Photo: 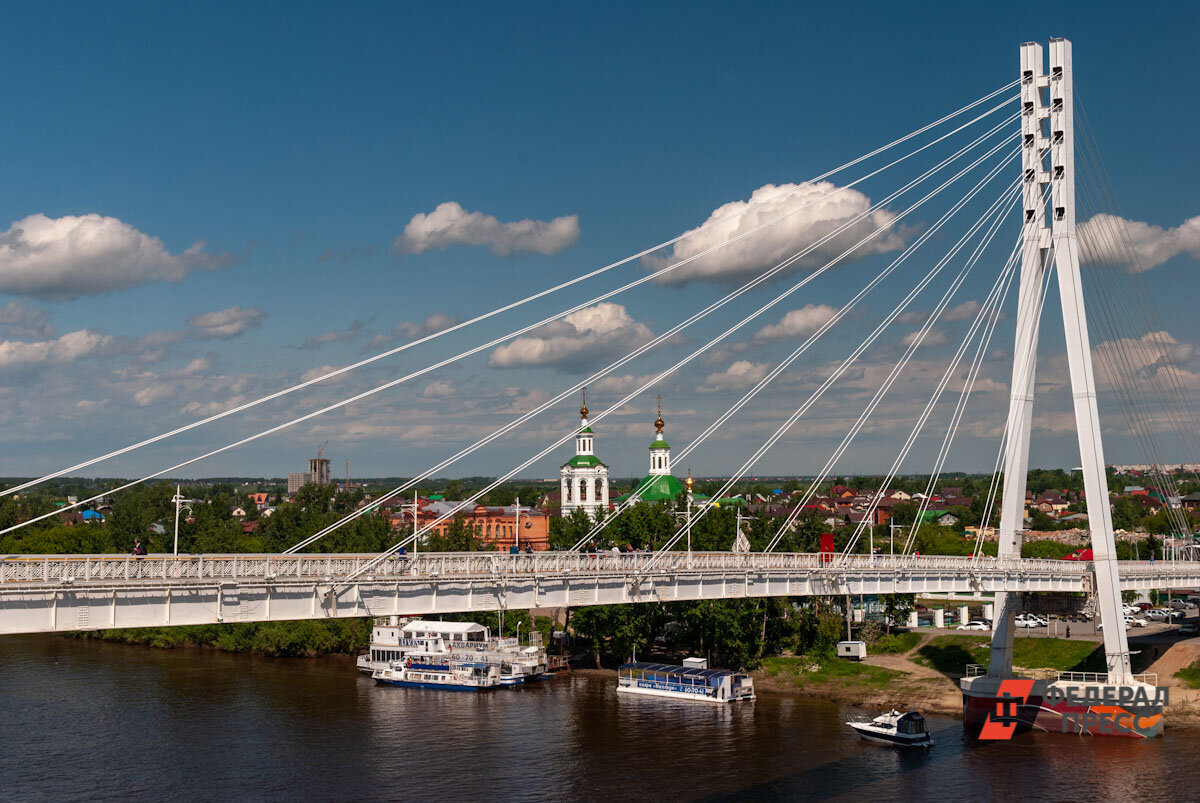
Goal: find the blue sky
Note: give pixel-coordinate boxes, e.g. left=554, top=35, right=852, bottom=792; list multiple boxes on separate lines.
left=1, top=1, right=1199, bottom=481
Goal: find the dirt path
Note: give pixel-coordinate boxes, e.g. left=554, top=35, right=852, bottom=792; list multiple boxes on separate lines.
left=860, top=633, right=947, bottom=681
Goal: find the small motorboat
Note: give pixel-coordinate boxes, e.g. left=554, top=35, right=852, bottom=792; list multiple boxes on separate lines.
left=847, top=709, right=933, bottom=747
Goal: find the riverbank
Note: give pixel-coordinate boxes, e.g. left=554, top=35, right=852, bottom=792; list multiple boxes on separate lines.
left=750, top=633, right=1200, bottom=730
left=68, top=618, right=371, bottom=657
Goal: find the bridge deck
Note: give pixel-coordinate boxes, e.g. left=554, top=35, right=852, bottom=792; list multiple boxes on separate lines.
left=1, top=552, right=1197, bottom=635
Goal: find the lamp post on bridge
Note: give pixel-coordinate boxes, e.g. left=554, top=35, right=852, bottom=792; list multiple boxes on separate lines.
left=512, top=496, right=531, bottom=552
left=172, top=485, right=193, bottom=556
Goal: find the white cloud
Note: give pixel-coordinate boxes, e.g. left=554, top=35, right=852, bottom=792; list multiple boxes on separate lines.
left=297, top=319, right=364, bottom=350
left=1079, top=213, right=1200, bottom=272
left=366, top=313, right=460, bottom=350
left=0, top=213, right=232, bottom=299
left=0, top=329, right=114, bottom=371
left=393, top=201, right=579, bottom=257
left=180, top=355, right=216, bottom=375
left=0, top=301, right=54, bottom=339
left=753, top=304, right=838, bottom=342
left=588, top=372, right=661, bottom=394
left=699, top=360, right=770, bottom=392
left=133, top=383, right=176, bottom=407
left=901, top=328, right=949, bottom=348
left=644, top=182, right=908, bottom=284
left=422, top=379, right=457, bottom=398
left=301, top=364, right=339, bottom=383
left=185, top=306, right=265, bottom=339
left=1093, top=331, right=1195, bottom=387
left=488, top=302, right=654, bottom=369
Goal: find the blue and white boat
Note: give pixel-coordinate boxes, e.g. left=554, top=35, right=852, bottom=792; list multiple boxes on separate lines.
left=372, top=659, right=500, bottom=690
left=617, top=658, right=755, bottom=703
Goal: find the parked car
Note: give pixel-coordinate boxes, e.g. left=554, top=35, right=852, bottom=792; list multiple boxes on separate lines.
left=957, top=620, right=990, bottom=631
left=1146, top=609, right=1171, bottom=620
left=1126, top=616, right=1149, bottom=627
left=1170, top=599, right=1197, bottom=610
left=1136, top=602, right=1154, bottom=611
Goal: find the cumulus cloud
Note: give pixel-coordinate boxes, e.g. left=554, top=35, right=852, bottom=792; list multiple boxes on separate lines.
left=901, top=328, right=949, bottom=348
left=589, top=372, right=661, bottom=394
left=422, top=379, right=457, bottom=398
left=296, top=319, right=365, bottom=350
left=393, top=201, right=579, bottom=257
left=0, top=329, right=114, bottom=371
left=1079, top=213, right=1200, bottom=272
left=644, top=182, right=908, bottom=284
left=0, top=213, right=233, bottom=299
left=1093, top=331, right=1195, bottom=387
left=0, top=301, right=55, bottom=339
left=488, top=302, right=654, bottom=369
left=133, top=383, right=176, bottom=407
left=185, top=306, right=265, bottom=339
left=699, top=360, right=770, bottom=392
left=753, top=304, right=838, bottom=342
left=366, top=313, right=460, bottom=350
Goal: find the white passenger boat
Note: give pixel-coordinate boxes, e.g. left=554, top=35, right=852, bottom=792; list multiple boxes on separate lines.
left=372, top=659, right=500, bottom=690
left=357, top=617, right=548, bottom=686
left=846, top=710, right=933, bottom=747
left=616, top=659, right=755, bottom=703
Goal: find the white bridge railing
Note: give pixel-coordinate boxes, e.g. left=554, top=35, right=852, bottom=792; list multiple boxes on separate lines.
left=0, top=550, right=1093, bottom=586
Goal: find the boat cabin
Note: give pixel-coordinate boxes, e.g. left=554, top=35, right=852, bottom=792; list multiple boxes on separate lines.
left=617, top=661, right=755, bottom=703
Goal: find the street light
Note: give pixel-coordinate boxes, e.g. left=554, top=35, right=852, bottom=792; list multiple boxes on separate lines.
left=513, top=495, right=531, bottom=552
left=172, top=485, right=193, bottom=556
left=685, top=470, right=694, bottom=555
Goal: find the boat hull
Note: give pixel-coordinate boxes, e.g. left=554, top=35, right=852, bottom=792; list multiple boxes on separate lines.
left=375, top=678, right=490, bottom=691
left=848, top=725, right=932, bottom=748
left=616, top=684, right=754, bottom=704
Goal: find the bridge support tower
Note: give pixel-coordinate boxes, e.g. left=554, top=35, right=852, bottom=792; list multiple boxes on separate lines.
left=988, top=38, right=1132, bottom=684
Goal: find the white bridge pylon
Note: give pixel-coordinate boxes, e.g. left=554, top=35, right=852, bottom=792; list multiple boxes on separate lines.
left=989, top=38, right=1132, bottom=684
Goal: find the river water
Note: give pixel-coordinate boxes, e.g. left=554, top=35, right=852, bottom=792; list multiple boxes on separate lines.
left=0, top=635, right=1191, bottom=802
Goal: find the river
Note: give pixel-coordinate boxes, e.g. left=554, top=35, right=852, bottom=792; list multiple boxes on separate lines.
left=0, top=635, right=1190, bottom=801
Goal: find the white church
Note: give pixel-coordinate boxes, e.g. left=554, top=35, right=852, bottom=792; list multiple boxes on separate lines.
left=559, top=391, right=609, bottom=518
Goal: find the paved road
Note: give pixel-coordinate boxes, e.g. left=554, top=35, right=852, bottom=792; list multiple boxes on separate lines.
left=917, top=608, right=1200, bottom=642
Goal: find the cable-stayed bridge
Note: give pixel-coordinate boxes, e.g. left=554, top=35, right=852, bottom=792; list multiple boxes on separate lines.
left=3, top=38, right=1198, bottom=729
left=3, top=551, right=1200, bottom=635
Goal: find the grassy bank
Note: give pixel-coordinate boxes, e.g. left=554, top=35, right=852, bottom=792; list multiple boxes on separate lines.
left=1176, top=660, right=1200, bottom=689
left=71, top=619, right=372, bottom=657
left=914, top=635, right=1100, bottom=675
left=868, top=631, right=922, bottom=655
left=760, top=655, right=904, bottom=691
